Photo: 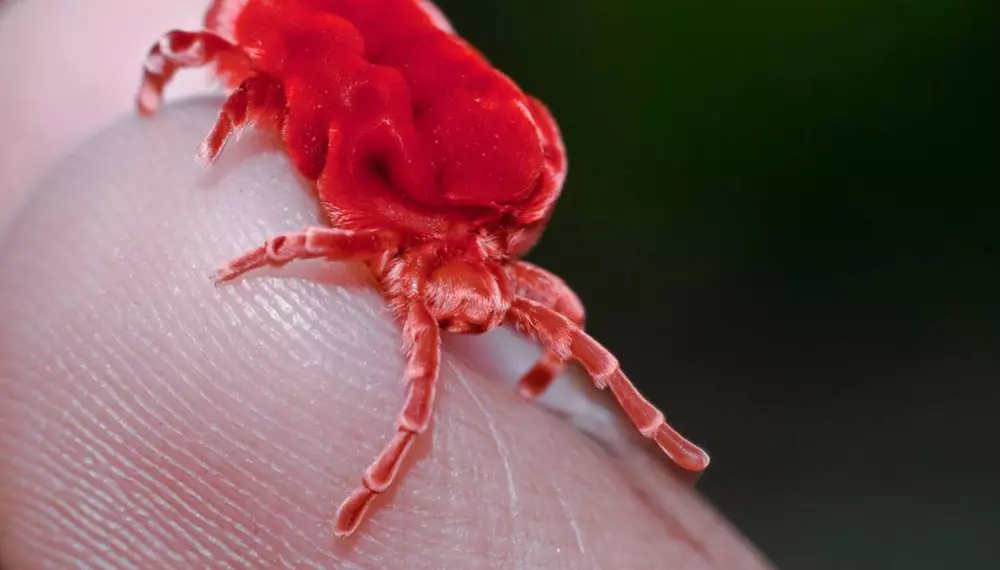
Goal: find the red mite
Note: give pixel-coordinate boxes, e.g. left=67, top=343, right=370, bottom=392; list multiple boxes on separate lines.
left=138, top=0, right=710, bottom=537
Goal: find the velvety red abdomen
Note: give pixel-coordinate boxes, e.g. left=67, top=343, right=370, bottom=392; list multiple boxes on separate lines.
left=225, top=0, right=553, bottom=217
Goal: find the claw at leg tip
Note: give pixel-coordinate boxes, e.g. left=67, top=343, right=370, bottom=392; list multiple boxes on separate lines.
left=672, top=445, right=711, bottom=472
left=517, top=384, right=541, bottom=399
left=654, top=429, right=711, bottom=472
left=137, top=102, right=158, bottom=117
left=195, top=143, right=216, bottom=166
left=689, top=450, right=711, bottom=472
left=214, top=267, right=236, bottom=285
left=332, top=487, right=376, bottom=538
left=331, top=508, right=361, bottom=539
left=136, top=85, right=161, bottom=116
left=331, top=523, right=356, bottom=539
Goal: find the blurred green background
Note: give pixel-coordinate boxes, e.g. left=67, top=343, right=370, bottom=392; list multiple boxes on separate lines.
left=435, top=0, right=999, bottom=568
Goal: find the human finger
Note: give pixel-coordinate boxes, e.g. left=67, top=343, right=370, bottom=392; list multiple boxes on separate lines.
left=0, top=101, right=772, bottom=569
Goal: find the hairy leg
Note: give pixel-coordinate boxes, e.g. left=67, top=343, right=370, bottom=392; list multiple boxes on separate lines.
left=215, top=227, right=399, bottom=283
left=334, top=304, right=442, bottom=536
left=507, top=298, right=710, bottom=472
left=196, top=75, right=286, bottom=164
left=508, top=261, right=585, bottom=398
left=137, top=30, right=247, bottom=115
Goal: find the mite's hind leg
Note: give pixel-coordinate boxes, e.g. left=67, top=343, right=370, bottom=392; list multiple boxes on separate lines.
left=518, top=351, right=567, bottom=399
left=137, top=30, right=247, bottom=115
left=508, top=261, right=585, bottom=398
left=507, top=298, right=710, bottom=472
left=334, top=304, right=441, bottom=537
left=197, top=75, right=286, bottom=164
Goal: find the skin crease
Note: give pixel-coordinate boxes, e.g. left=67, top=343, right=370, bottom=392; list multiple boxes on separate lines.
left=0, top=2, right=773, bottom=569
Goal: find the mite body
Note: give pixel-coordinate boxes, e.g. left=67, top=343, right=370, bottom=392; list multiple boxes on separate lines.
left=139, top=0, right=709, bottom=537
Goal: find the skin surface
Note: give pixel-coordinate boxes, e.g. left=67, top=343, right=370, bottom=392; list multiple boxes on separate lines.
left=0, top=102, right=771, bottom=569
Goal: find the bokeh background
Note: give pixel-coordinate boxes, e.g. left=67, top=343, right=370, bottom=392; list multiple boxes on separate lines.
left=431, top=0, right=999, bottom=568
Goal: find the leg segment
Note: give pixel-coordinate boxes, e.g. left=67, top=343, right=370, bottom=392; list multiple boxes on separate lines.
left=137, top=30, right=246, bottom=115
left=518, top=351, right=566, bottom=399
left=508, top=262, right=585, bottom=398
left=196, top=75, right=287, bottom=164
left=333, top=304, right=441, bottom=536
left=507, top=298, right=710, bottom=472
left=215, top=227, right=399, bottom=283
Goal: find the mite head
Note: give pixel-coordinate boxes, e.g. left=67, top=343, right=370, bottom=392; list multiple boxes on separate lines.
left=424, top=258, right=510, bottom=333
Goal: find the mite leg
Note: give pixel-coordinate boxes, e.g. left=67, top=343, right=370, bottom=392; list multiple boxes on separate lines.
left=334, top=304, right=441, bottom=537
left=137, top=30, right=246, bottom=115
left=215, top=227, right=398, bottom=283
left=518, top=351, right=566, bottom=399
left=196, top=75, right=287, bottom=164
left=507, top=298, right=710, bottom=472
left=508, top=261, right=585, bottom=398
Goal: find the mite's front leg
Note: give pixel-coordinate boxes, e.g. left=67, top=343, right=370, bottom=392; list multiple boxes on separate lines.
left=508, top=261, right=585, bottom=398
left=507, top=298, right=710, bottom=472
left=197, top=75, right=287, bottom=164
left=334, top=303, right=442, bottom=536
left=215, top=227, right=399, bottom=283
left=138, top=30, right=247, bottom=115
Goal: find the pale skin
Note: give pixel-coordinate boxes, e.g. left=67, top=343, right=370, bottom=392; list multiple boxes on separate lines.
left=0, top=1, right=773, bottom=568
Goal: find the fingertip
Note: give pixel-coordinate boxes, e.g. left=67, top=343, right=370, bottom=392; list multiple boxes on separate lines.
left=1, top=102, right=771, bottom=569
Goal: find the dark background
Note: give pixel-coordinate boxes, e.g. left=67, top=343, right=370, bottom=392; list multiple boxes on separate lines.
left=434, top=1, right=1000, bottom=568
